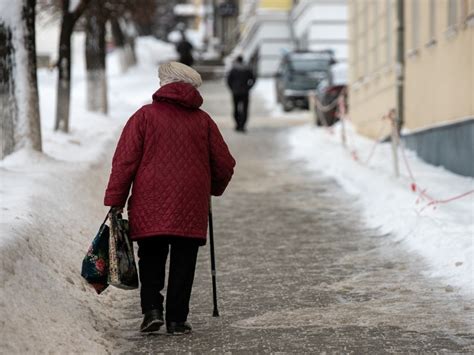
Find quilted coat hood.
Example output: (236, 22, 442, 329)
(152, 82, 203, 109)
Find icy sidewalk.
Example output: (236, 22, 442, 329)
(0, 37, 176, 353)
(287, 123, 474, 299)
(251, 78, 473, 299)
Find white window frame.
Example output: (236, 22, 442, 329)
(426, 0, 437, 47)
(373, 1, 379, 70)
(386, 0, 392, 65)
(363, 2, 369, 77)
(469, 0, 474, 26)
(447, 0, 458, 31)
(408, 0, 420, 57)
(353, 1, 361, 81)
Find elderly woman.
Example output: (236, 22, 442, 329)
(104, 62, 235, 334)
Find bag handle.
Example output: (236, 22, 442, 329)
(101, 208, 113, 226)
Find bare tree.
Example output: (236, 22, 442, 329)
(54, 0, 90, 132)
(108, 0, 158, 72)
(110, 17, 137, 72)
(0, 0, 42, 159)
(85, 0, 108, 113)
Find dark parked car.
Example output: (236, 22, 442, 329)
(313, 79, 347, 126)
(275, 50, 336, 112)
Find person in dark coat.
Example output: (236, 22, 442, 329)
(104, 62, 235, 334)
(226, 56, 256, 132)
(176, 31, 194, 67)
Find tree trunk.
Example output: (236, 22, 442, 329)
(127, 36, 137, 67)
(110, 17, 125, 48)
(0, 0, 42, 159)
(23, 0, 42, 152)
(0, 23, 16, 158)
(111, 18, 137, 72)
(54, 0, 90, 133)
(123, 20, 137, 67)
(54, 13, 74, 132)
(85, 1, 107, 114)
(110, 17, 129, 73)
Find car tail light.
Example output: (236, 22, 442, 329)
(325, 86, 339, 95)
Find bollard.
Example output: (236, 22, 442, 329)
(389, 109, 400, 178)
(308, 90, 317, 124)
(338, 93, 347, 147)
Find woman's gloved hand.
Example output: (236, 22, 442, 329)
(110, 206, 123, 214)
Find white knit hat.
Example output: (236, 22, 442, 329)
(158, 62, 202, 88)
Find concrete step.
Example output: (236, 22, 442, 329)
(194, 64, 226, 81)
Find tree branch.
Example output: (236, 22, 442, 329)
(72, 0, 91, 22)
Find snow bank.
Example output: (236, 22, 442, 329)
(134, 36, 177, 67)
(0, 36, 163, 353)
(287, 123, 474, 299)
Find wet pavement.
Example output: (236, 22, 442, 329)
(109, 81, 473, 353)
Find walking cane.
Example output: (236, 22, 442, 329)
(208, 199, 219, 317)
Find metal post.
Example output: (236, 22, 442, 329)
(338, 93, 347, 147)
(389, 109, 400, 178)
(396, 0, 405, 132)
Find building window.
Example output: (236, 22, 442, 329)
(364, 2, 369, 76)
(353, 1, 359, 80)
(408, 0, 420, 56)
(447, 0, 458, 28)
(427, 0, 437, 46)
(373, 1, 379, 69)
(386, 0, 392, 65)
(468, 0, 474, 26)
(411, 0, 420, 50)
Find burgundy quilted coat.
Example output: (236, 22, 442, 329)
(104, 82, 235, 242)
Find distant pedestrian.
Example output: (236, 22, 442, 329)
(176, 31, 194, 67)
(104, 62, 235, 334)
(226, 56, 256, 132)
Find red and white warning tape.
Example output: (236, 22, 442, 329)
(315, 94, 474, 211)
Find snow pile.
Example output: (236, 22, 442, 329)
(134, 36, 178, 67)
(287, 123, 474, 298)
(0, 36, 165, 353)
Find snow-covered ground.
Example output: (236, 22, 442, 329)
(286, 118, 473, 299)
(254, 78, 473, 299)
(0, 35, 176, 353)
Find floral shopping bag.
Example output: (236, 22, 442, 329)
(108, 211, 139, 290)
(81, 213, 110, 294)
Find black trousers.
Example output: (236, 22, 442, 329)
(232, 93, 249, 130)
(137, 237, 200, 322)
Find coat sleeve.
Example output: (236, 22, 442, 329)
(226, 69, 234, 89)
(248, 70, 256, 89)
(104, 110, 145, 207)
(208, 118, 236, 196)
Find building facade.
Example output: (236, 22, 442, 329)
(348, 0, 474, 176)
(291, 0, 348, 80)
(232, 0, 294, 76)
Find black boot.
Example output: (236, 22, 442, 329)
(140, 309, 164, 333)
(166, 321, 192, 335)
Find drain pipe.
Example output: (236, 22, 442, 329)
(396, 0, 405, 132)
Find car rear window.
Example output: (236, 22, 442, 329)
(290, 59, 330, 72)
